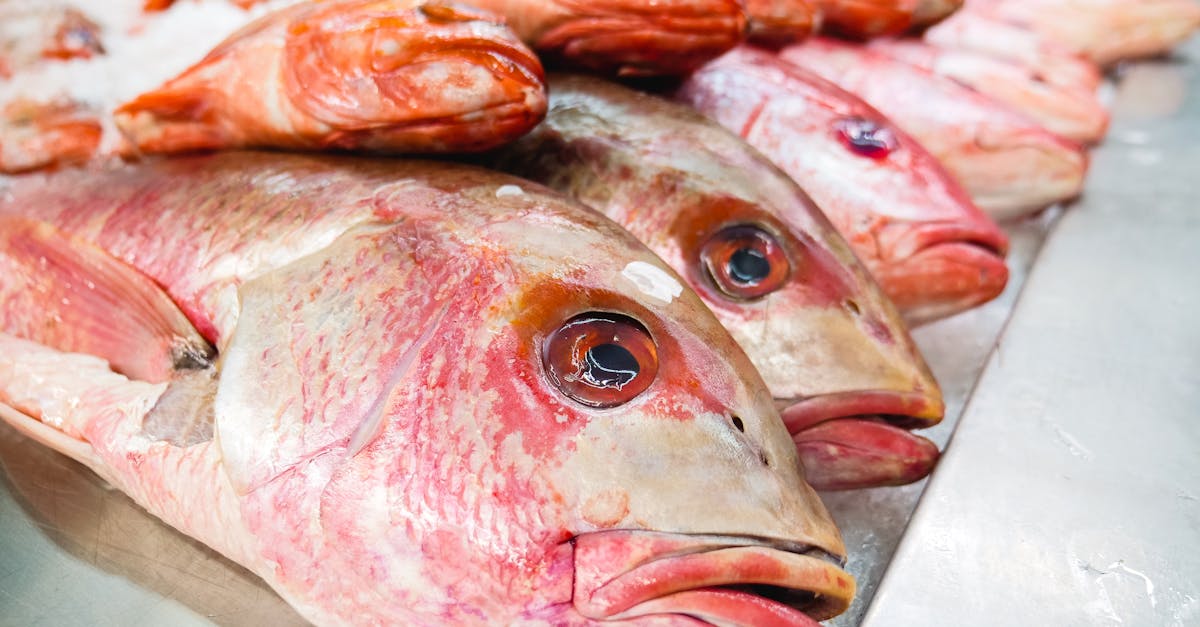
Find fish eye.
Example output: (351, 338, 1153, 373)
(834, 116, 897, 159)
(543, 313, 658, 408)
(701, 225, 791, 300)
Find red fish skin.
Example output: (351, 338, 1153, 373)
(0, 152, 851, 625)
(465, 0, 747, 76)
(490, 74, 945, 491)
(744, 0, 823, 46)
(677, 46, 1009, 325)
(819, 0, 919, 38)
(778, 37, 1089, 220)
(0, 99, 103, 173)
(114, 0, 547, 155)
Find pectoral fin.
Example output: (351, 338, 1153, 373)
(0, 217, 213, 383)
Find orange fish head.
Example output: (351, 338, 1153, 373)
(284, 0, 547, 151)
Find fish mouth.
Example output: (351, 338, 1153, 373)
(572, 530, 854, 625)
(875, 221, 1010, 325)
(779, 391, 944, 490)
(535, 2, 745, 75)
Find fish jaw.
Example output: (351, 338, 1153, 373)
(791, 419, 939, 490)
(527, 0, 746, 75)
(744, 0, 823, 46)
(572, 530, 854, 624)
(1, 99, 101, 173)
(114, 0, 547, 154)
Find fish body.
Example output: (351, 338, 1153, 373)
(870, 39, 1110, 144)
(968, 0, 1200, 65)
(779, 37, 1089, 219)
(744, 0, 823, 46)
(114, 0, 547, 155)
(0, 152, 853, 625)
(490, 74, 944, 490)
(677, 47, 1009, 324)
(460, 0, 746, 76)
(922, 9, 1103, 93)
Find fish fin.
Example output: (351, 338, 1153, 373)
(113, 79, 232, 153)
(0, 217, 214, 383)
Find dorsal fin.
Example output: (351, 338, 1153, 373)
(0, 217, 213, 383)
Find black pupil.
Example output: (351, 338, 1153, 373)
(728, 247, 770, 284)
(840, 119, 892, 157)
(582, 343, 640, 389)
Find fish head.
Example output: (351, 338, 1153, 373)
(280, 0, 546, 151)
(680, 47, 1009, 325)
(212, 161, 850, 623)
(530, 0, 746, 76)
(491, 74, 944, 490)
(819, 0, 918, 38)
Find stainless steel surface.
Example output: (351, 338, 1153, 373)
(863, 39, 1200, 627)
(0, 40, 1194, 627)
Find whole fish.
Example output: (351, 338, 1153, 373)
(922, 9, 1103, 93)
(0, 152, 854, 626)
(969, 0, 1200, 66)
(744, 0, 823, 46)
(114, 0, 547, 155)
(677, 47, 1010, 325)
(870, 39, 1110, 144)
(489, 74, 944, 491)
(779, 37, 1089, 220)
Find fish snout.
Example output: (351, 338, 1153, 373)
(778, 389, 945, 490)
(967, 123, 1090, 218)
(874, 219, 1010, 324)
(571, 530, 854, 625)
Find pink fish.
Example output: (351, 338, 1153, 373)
(779, 37, 1089, 219)
(967, 0, 1200, 66)
(922, 9, 1103, 93)
(677, 46, 1009, 324)
(489, 74, 944, 490)
(0, 152, 854, 626)
(870, 39, 1110, 144)
(114, 0, 547, 156)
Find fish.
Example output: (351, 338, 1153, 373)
(0, 151, 854, 626)
(462, 0, 748, 76)
(911, 0, 963, 28)
(744, 0, 823, 46)
(0, 98, 103, 173)
(779, 37, 1089, 220)
(869, 39, 1110, 144)
(922, 9, 1103, 93)
(967, 0, 1200, 66)
(114, 0, 547, 155)
(677, 46, 1010, 325)
(487, 73, 944, 491)
(0, 3, 105, 78)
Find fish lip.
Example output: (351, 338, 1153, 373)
(779, 389, 945, 435)
(571, 530, 854, 625)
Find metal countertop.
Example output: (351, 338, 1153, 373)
(1, 38, 1196, 627)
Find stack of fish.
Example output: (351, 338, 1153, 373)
(0, 0, 1195, 624)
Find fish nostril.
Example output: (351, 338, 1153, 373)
(843, 299, 861, 316)
(759, 451, 770, 467)
(731, 415, 745, 433)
